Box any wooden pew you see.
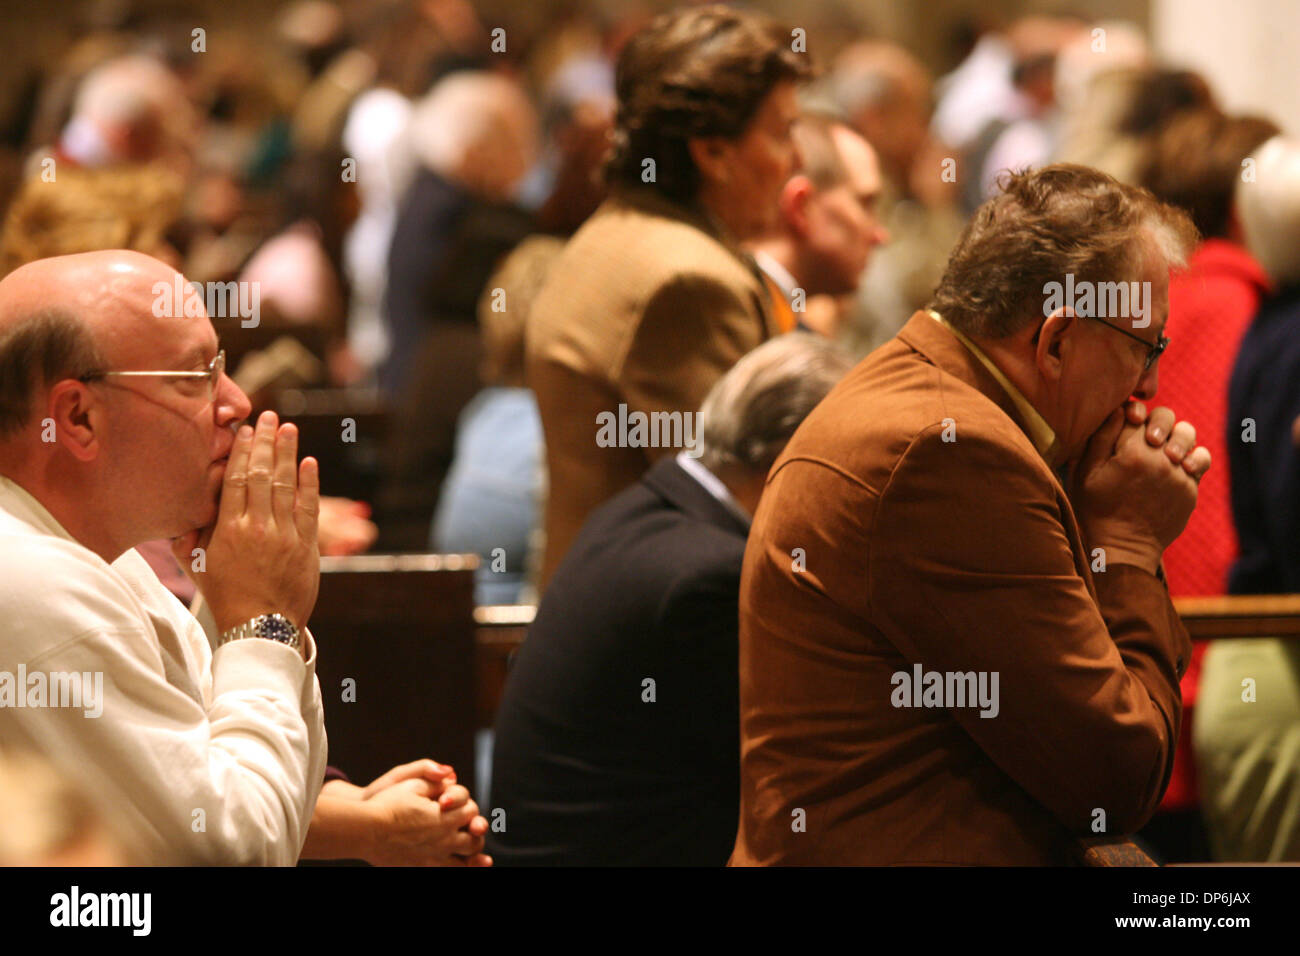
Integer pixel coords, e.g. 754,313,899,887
1075,836,1159,867
310,554,480,792
474,604,536,729
275,388,389,503
470,597,1300,734
1074,597,1300,865
1172,594,1300,640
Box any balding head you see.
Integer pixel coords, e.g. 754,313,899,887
0,251,192,435
2,249,179,337
0,251,251,562
754,118,888,311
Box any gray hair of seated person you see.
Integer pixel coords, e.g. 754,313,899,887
1236,135,1300,287
697,333,855,475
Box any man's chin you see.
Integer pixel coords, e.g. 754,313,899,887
194,489,220,530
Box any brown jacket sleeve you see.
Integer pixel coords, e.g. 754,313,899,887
867,422,1190,835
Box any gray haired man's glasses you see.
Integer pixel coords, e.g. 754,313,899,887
1033,317,1168,372
1088,316,1169,372
80,350,226,399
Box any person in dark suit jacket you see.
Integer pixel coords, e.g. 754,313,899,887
487,334,852,865
374,73,537,548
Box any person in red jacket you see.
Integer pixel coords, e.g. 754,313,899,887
1136,107,1279,857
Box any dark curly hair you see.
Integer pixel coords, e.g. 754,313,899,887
604,4,812,204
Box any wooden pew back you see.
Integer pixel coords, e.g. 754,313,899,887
1173,594,1300,640
312,554,479,791
276,389,389,503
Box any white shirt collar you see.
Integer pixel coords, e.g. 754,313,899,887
0,474,77,544
751,250,800,302
675,451,751,527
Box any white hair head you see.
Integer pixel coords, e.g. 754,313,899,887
403,71,538,199
72,54,186,129
1053,20,1150,116
1236,135,1300,286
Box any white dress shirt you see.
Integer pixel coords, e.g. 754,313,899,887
0,476,327,865
675,451,752,528
751,249,800,304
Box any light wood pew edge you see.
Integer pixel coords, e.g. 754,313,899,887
1172,593,1300,640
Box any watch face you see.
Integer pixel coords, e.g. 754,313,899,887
255,615,297,644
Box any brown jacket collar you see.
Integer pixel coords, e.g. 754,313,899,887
896,310,1056,465
609,185,748,264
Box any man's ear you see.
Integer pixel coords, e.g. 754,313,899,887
1035,306,1076,383
778,176,814,236
45,380,103,463
687,136,730,187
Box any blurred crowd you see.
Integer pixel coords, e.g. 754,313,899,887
0,2,1240,573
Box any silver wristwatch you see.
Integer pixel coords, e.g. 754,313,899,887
217,613,301,652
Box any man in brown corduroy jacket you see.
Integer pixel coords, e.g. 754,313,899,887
732,164,1209,865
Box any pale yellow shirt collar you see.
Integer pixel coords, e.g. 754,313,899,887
927,310,1059,464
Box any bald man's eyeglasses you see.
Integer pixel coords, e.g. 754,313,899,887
79,350,226,400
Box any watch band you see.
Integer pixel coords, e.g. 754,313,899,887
217,613,301,652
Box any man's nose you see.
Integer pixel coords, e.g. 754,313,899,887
1133,364,1159,401
216,371,252,424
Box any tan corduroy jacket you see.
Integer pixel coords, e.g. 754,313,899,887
526,187,776,590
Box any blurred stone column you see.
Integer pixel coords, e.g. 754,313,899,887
1154,0,1300,132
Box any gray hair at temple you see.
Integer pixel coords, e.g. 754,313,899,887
791,114,850,190
1236,135,1300,287
697,333,854,475
0,307,105,438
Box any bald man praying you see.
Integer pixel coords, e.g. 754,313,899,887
0,251,327,865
